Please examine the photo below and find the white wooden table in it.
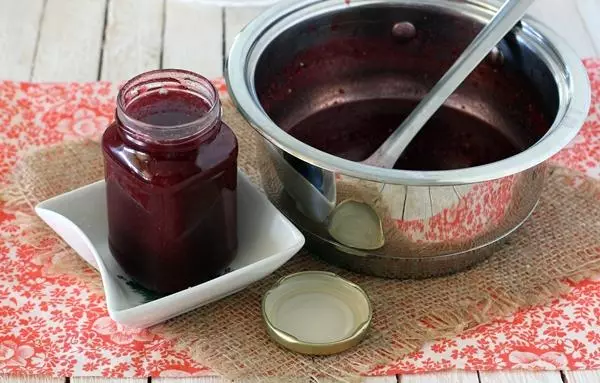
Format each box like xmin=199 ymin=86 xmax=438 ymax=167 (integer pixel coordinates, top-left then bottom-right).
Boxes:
xmin=0 ymin=0 xmax=599 ymax=382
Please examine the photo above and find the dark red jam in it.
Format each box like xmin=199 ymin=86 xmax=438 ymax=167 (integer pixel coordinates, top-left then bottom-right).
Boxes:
xmin=286 ymin=99 xmax=521 ymax=170
xmin=102 ymin=69 xmax=238 ymax=294
xmin=258 ymin=35 xmax=551 ymax=171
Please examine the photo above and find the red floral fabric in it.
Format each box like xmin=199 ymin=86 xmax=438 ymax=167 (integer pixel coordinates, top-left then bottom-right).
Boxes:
xmin=0 ymin=62 xmax=598 ymax=378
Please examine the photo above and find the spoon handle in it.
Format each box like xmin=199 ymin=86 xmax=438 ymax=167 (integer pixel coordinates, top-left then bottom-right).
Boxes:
xmin=363 ymin=0 xmax=536 ymax=169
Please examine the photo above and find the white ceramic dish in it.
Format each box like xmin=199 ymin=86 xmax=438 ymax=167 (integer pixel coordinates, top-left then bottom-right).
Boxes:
xmin=35 ymin=171 xmax=305 ymax=328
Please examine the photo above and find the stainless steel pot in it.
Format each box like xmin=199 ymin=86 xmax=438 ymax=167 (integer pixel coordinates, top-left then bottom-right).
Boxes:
xmin=225 ymin=0 xmax=591 ymax=278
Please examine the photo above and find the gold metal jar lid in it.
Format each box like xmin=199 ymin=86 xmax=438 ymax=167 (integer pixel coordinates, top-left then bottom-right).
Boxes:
xmin=261 ymin=271 xmax=372 ymax=356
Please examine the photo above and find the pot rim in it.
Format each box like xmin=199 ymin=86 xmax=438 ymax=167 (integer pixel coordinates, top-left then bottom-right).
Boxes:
xmin=225 ymin=0 xmax=591 ymax=186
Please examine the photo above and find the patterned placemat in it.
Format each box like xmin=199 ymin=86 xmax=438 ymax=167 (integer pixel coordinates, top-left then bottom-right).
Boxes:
xmin=0 ymin=60 xmax=598 ymax=378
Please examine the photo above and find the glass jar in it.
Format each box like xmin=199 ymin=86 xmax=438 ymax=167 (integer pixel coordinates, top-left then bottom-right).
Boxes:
xmin=102 ymin=69 xmax=238 ymax=294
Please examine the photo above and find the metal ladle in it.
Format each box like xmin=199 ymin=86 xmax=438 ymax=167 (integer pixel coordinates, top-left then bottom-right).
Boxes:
xmin=362 ymin=0 xmax=537 ymax=169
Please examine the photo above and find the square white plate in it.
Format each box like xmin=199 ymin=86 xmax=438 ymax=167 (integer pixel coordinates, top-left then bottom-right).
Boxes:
xmin=35 ymin=171 xmax=305 ymax=328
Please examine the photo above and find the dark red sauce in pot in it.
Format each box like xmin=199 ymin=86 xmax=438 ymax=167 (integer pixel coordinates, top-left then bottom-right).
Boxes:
xmin=102 ymin=69 xmax=238 ymax=294
xmin=258 ymin=35 xmax=551 ymax=171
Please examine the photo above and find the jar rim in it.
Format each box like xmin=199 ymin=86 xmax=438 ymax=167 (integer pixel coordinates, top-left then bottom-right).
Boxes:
xmin=116 ymin=69 xmax=221 ymax=145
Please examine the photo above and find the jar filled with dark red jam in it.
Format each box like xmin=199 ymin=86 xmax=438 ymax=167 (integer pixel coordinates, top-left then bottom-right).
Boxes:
xmin=102 ymin=69 xmax=238 ymax=294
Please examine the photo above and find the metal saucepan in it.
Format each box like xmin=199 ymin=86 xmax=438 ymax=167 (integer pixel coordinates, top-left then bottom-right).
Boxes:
xmin=225 ymin=0 xmax=591 ymax=278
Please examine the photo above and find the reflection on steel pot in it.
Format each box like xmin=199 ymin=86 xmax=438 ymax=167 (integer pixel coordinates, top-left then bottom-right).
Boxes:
xmin=225 ymin=0 xmax=591 ymax=278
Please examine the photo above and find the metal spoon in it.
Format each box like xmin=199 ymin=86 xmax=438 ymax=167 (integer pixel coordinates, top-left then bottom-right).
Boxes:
xmin=362 ymin=0 xmax=536 ymax=169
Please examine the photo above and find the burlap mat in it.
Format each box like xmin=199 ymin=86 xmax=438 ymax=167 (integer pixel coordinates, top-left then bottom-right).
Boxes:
xmin=4 ymin=100 xmax=600 ymax=382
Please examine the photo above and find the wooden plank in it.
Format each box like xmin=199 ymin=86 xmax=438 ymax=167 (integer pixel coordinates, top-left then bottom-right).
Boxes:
xmin=204 ymin=0 xmax=277 ymax=5
xmin=576 ymin=0 xmax=600 ymax=56
xmin=100 ymin=0 xmax=163 ymax=81
xmin=400 ymin=371 xmax=479 ymax=383
xmin=363 ymin=378 xmax=397 ymax=383
xmin=380 ymin=184 xmax=407 ymax=220
xmin=163 ymin=0 xmax=223 ymax=79
xmin=564 ymin=370 xmax=600 ymax=383
xmin=224 ymin=6 xmax=265 ymax=55
xmin=453 ymin=184 xmax=473 ymax=198
xmin=479 ymin=370 xmax=563 ymax=383
xmin=32 ymin=0 xmax=107 ymax=81
xmin=70 ymin=379 xmax=146 ymax=383
xmin=429 ymin=186 xmax=460 ymax=216
xmin=527 ymin=0 xmax=597 ymax=59
xmin=403 ymin=187 xmax=433 ymax=221
xmin=0 ymin=0 xmax=45 ymax=80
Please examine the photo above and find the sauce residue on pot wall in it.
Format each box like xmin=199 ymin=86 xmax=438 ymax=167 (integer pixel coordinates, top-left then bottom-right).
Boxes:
xmin=286 ymin=99 xmax=521 ymax=170
xmin=257 ymin=30 xmax=551 ymax=171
